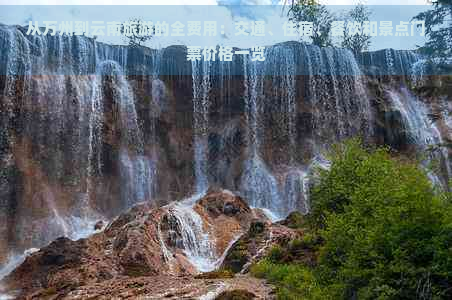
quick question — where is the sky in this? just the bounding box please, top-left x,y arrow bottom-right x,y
0,0 -> 432,50
0,0 -> 430,5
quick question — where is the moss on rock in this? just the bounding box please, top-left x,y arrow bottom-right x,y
215,289 -> 256,300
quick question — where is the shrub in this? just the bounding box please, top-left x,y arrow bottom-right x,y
252,139 -> 452,299
215,289 -> 256,300
195,268 -> 235,279
309,139 -> 452,299
268,245 -> 285,263
251,260 -> 333,299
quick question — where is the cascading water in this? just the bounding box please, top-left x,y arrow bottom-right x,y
147,49 -> 164,201
283,170 -> 310,214
266,45 -> 312,215
159,193 -> 217,272
308,46 -> 373,144
191,60 -> 211,193
240,54 -> 284,218
266,45 -> 297,163
239,44 -> 374,217
0,248 -> 38,281
1,27 -> 105,245
387,87 -> 450,184
387,88 -> 436,146
99,60 -> 154,208
1,22 -> 451,280
0,27 -> 154,272
100,60 -> 143,150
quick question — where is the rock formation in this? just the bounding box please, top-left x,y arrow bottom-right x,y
0,189 -> 281,299
0,22 -> 450,296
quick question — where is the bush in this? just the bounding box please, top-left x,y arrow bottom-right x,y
309,139 -> 452,299
194,268 -> 235,279
280,211 -> 305,229
253,140 -> 452,299
215,289 -> 256,300
251,260 -> 333,299
268,245 -> 285,263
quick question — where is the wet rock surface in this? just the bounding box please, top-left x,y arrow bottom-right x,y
0,23 -> 451,299
0,24 -> 450,262
0,190 -> 274,299
13,274 -> 274,300
221,218 -> 301,274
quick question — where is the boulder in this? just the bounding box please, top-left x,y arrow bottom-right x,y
1,189 -> 259,298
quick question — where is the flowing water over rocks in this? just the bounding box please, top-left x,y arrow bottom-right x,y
0,24 -> 451,288
0,189 -> 268,298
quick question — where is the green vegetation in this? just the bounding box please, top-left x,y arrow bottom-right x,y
280,211 -> 305,229
252,260 -> 330,300
215,289 -> 256,300
341,2 -> 372,56
195,268 -> 235,279
252,139 -> 452,299
288,0 -> 334,47
222,220 -> 268,273
414,0 -> 452,61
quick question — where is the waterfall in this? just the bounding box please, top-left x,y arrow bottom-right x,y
148,49 -> 164,200
266,45 -> 297,163
241,156 -> 284,217
119,151 -> 154,208
307,45 -> 373,144
100,60 -> 143,150
192,60 -> 211,193
240,54 -> 285,218
1,22 -> 451,276
0,27 -> 105,249
283,170 -> 310,215
0,26 -> 163,266
42,186 -> 70,238
387,88 -> 435,146
243,57 -> 262,154
266,46 -> 311,216
387,87 -> 450,183
0,248 -> 38,281
160,193 -> 217,272
157,221 -> 175,273
77,70 -> 104,220
99,60 -> 153,208
239,44 -> 374,217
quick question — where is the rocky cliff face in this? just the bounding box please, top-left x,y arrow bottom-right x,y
0,189 -> 278,299
0,23 -> 450,269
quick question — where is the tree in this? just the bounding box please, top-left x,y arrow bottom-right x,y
309,140 -> 452,299
341,2 -> 372,57
252,140 -> 452,299
414,0 -> 452,60
288,0 -> 334,47
120,18 -> 155,47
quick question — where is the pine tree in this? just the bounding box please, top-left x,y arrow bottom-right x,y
414,0 -> 452,60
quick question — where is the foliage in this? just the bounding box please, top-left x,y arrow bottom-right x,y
341,2 -> 372,56
221,220 -> 268,273
288,0 -> 334,47
194,268 -> 234,279
414,0 -> 452,60
280,211 -> 305,229
215,289 -> 256,300
268,245 -> 285,263
251,260 -> 332,300
120,18 -> 154,47
252,139 -> 452,299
